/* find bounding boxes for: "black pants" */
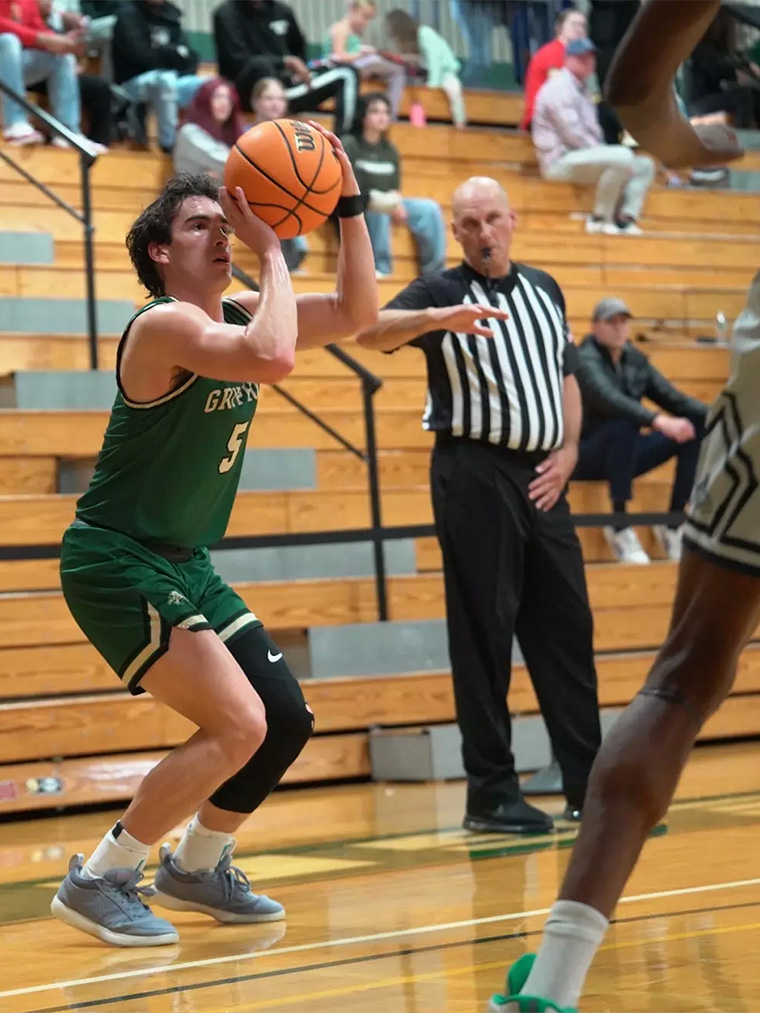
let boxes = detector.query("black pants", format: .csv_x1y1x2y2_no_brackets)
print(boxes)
689,85,759,129
574,418,704,513
33,74,114,146
236,64,359,135
285,65,360,135
431,438,601,812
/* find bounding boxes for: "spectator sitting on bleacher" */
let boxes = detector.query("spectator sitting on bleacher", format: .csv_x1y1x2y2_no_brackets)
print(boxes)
0,0,93,147
385,8,467,128
685,5,760,129
213,0,359,135
532,38,655,235
173,75,242,179
343,91,446,279
250,77,307,272
173,76,307,274
38,0,115,150
573,297,708,565
112,0,203,153
520,6,587,131
325,1,406,121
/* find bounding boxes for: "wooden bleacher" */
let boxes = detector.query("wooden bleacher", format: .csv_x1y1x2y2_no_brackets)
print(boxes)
0,103,756,814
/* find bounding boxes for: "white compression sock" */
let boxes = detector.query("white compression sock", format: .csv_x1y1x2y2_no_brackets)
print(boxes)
517,900,609,1010
174,814,235,873
83,822,151,879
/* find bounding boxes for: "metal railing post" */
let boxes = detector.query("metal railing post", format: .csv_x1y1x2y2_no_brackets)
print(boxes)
80,152,98,370
362,379,388,622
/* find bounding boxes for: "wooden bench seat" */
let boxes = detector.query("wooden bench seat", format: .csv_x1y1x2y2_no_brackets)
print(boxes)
0,475,685,550
0,262,748,323
2,645,760,812
0,563,740,657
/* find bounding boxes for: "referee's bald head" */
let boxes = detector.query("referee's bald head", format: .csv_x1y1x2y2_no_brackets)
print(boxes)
451,177,515,278
452,177,510,216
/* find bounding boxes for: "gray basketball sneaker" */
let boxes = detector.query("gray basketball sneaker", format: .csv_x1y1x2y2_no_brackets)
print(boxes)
151,844,285,923
51,854,179,947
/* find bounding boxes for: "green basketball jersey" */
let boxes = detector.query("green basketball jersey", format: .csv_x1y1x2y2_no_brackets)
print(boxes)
76,296,259,549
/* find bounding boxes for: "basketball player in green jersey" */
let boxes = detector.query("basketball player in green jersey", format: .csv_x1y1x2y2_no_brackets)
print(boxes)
51,123,378,946
488,3,756,1010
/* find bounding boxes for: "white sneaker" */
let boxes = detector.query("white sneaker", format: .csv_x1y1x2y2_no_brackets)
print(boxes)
3,123,44,146
52,135,107,155
585,217,609,234
604,525,651,564
653,524,683,561
617,220,643,236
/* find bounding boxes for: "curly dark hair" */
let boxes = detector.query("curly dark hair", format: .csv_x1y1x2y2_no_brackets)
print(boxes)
126,173,221,297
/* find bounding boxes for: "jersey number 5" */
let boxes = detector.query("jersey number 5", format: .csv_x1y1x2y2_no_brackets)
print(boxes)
219,420,251,474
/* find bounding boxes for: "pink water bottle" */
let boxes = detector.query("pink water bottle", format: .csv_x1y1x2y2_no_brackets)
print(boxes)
409,101,427,127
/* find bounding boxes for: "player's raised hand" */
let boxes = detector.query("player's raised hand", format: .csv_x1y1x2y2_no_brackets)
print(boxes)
308,120,360,197
219,186,281,260
429,303,509,338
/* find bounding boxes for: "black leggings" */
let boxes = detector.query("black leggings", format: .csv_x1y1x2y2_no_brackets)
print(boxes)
209,625,314,814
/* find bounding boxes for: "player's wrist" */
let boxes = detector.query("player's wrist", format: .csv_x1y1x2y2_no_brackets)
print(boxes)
336,194,364,218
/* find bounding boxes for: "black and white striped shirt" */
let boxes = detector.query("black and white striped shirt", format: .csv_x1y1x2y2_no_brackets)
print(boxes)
385,262,578,452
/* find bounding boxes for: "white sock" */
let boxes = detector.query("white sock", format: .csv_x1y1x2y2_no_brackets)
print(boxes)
516,900,609,1010
82,822,151,879
174,814,235,873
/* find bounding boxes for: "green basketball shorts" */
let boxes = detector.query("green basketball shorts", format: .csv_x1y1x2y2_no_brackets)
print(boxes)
60,521,261,695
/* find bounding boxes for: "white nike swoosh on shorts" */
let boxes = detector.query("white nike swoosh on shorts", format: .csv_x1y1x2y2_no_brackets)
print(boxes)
267,650,283,663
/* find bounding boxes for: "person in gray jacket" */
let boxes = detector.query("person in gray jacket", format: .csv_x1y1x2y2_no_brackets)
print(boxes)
573,297,708,564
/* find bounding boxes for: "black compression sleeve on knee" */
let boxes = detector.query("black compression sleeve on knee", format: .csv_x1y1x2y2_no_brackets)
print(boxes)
209,628,314,814
638,686,704,729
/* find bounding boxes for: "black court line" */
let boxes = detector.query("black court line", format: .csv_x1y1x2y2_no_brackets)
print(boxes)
23,898,760,1013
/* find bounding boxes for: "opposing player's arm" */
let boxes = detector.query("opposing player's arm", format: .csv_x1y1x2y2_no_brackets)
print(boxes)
605,0,743,167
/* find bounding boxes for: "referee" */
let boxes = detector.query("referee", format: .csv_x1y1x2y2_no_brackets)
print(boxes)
357,177,601,834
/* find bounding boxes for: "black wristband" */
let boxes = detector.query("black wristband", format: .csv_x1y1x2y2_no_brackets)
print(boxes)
336,194,364,218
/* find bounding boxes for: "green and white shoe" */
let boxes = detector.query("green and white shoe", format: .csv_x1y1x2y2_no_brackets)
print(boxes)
487,953,578,1012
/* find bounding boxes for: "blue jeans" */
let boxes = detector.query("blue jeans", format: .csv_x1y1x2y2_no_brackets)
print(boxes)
449,0,496,86
365,198,446,277
573,417,704,511
121,70,203,149
0,33,80,132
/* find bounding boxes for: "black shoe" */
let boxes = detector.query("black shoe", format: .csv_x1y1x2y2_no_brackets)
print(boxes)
463,799,554,835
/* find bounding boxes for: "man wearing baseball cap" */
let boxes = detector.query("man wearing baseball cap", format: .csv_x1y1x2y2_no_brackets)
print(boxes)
573,297,708,563
531,39,655,234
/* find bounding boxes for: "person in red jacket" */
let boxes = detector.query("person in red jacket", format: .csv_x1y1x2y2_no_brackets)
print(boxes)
0,0,85,145
520,7,587,131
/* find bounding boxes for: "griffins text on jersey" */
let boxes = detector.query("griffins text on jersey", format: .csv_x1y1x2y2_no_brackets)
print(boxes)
203,383,259,413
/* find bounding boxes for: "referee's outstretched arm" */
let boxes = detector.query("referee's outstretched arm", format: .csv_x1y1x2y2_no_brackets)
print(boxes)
357,300,508,352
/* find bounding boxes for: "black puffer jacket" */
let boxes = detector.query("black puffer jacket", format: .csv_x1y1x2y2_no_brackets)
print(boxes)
576,335,708,436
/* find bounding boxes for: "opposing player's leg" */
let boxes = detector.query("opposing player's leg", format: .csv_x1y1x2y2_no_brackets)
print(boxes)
153,624,314,923
489,548,760,1012
52,625,269,946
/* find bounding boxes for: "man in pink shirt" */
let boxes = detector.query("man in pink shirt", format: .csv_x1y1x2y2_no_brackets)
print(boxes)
0,0,84,145
532,38,655,235
521,7,587,131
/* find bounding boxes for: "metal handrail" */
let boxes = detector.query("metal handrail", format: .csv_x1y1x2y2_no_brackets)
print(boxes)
0,80,99,368
231,261,389,620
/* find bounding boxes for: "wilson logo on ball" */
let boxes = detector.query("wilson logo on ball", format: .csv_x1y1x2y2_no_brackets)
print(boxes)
225,118,342,239
293,123,316,153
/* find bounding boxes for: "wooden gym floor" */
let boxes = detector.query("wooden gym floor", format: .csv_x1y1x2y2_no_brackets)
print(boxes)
1,742,760,1012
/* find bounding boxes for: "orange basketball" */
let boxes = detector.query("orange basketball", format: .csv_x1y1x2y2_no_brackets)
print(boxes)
224,119,342,239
